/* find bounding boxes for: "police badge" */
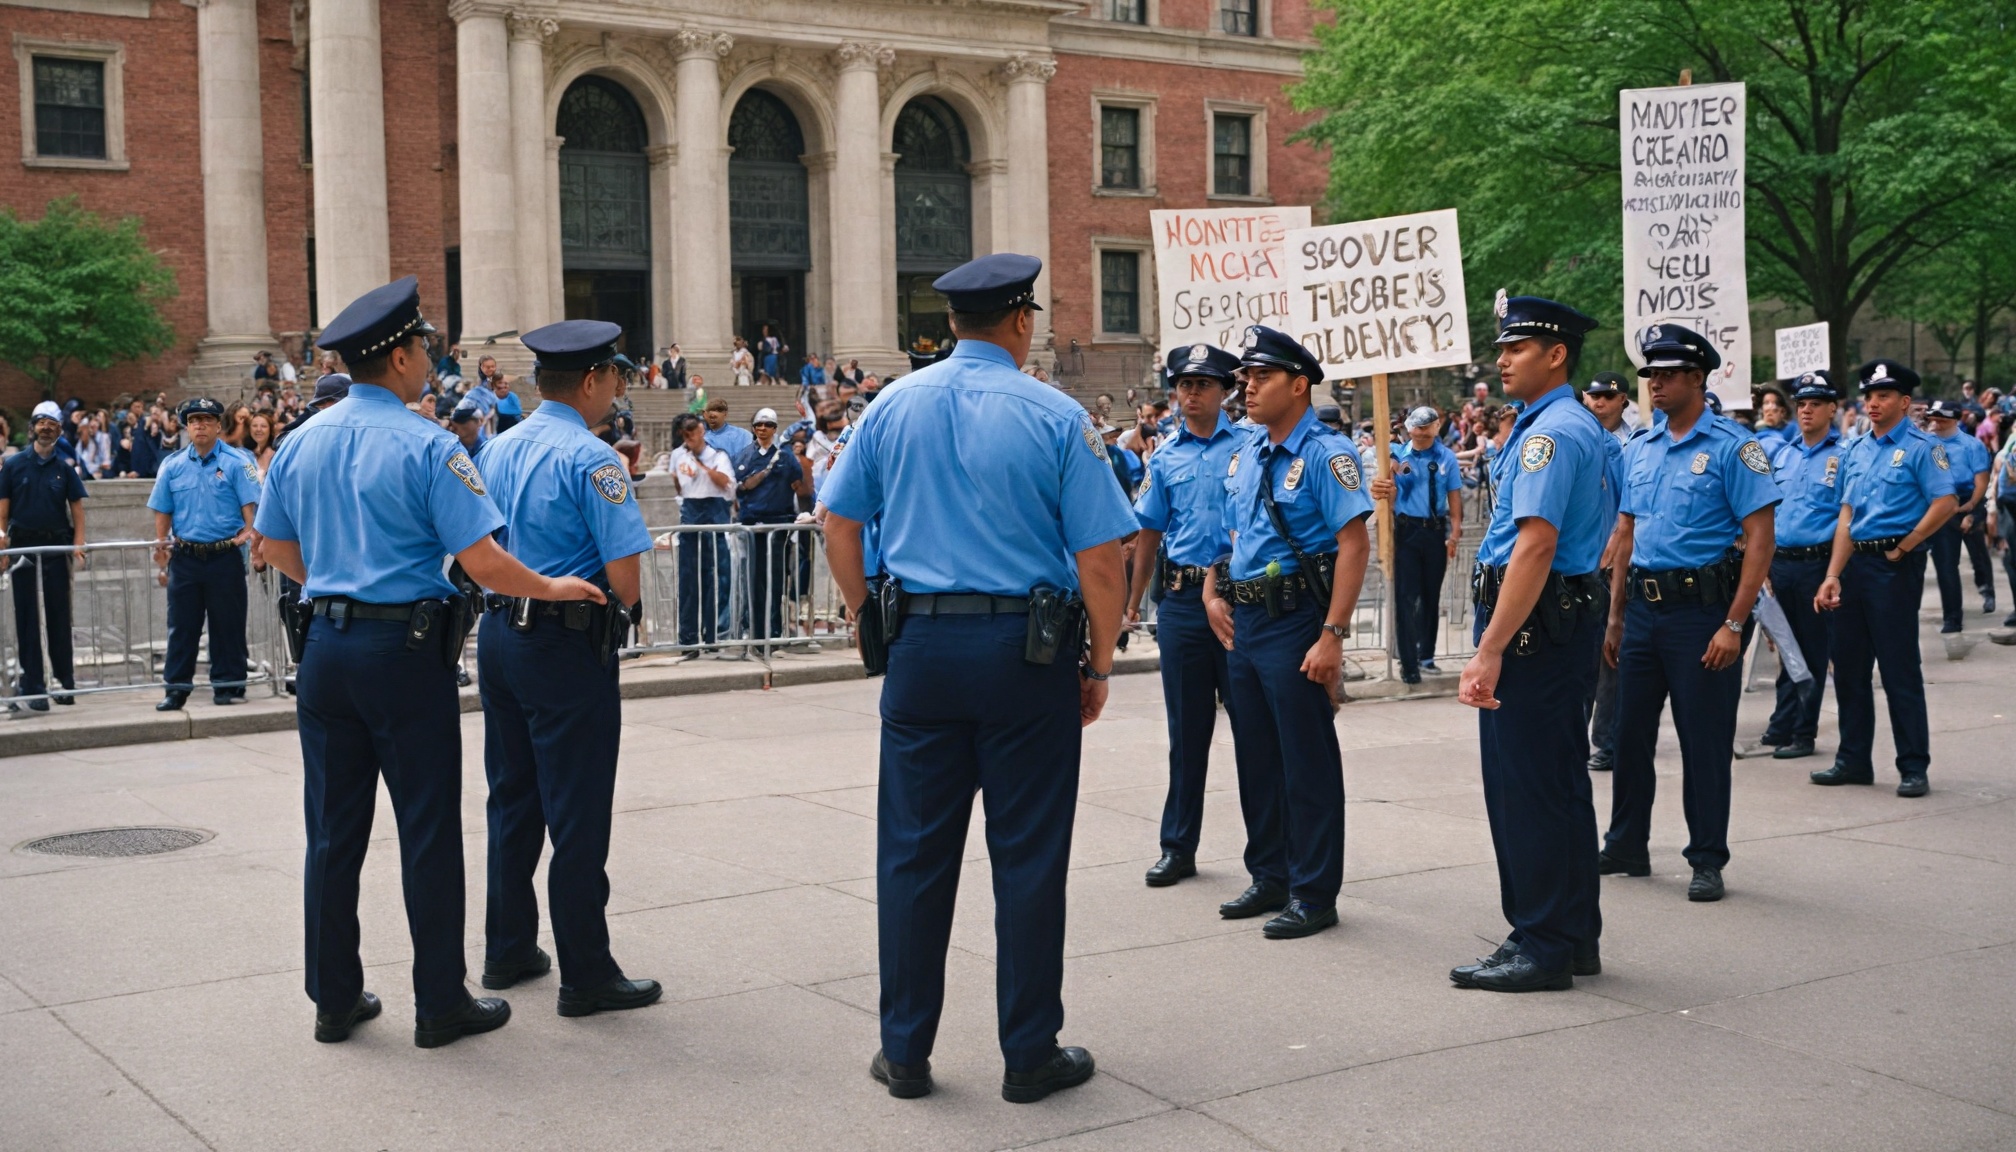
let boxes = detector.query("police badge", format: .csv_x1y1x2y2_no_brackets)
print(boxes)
1329,453,1360,490
1823,457,1839,486
1520,434,1555,472
1739,441,1771,474
1241,327,1261,353
1284,457,1306,490
1493,288,1508,320
447,450,486,495
591,463,630,505
1189,343,1210,362
1890,448,1907,467
1228,451,1240,477
1690,452,1710,475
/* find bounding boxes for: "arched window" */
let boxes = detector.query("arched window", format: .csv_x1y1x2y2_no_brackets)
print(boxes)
557,77,649,264
893,97,972,272
728,89,810,271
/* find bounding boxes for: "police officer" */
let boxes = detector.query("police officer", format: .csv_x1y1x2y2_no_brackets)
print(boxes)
1602,325,1780,903
1813,360,1954,798
447,400,488,458
1124,343,1282,892
821,253,1135,1103
1582,372,1632,772
1450,295,1616,993
146,397,261,711
736,406,808,641
1370,405,1463,684
474,320,661,1018
1756,372,1844,760
0,400,86,711
255,277,605,1048
1922,399,1991,632
1204,325,1373,940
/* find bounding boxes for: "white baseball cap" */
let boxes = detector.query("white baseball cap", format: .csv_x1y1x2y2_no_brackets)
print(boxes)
30,401,62,424
752,407,779,426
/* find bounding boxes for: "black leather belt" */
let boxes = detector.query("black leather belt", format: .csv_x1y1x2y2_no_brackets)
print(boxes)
1163,564,1211,593
901,593,1030,617
1775,543,1831,562
483,593,610,631
311,596,420,622
1628,559,1739,604
1395,514,1448,529
1852,537,1905,555
172,538,239,557
1224,570,1323,607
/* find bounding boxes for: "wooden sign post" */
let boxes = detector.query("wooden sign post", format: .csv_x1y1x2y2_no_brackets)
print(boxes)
1369,372,1395,582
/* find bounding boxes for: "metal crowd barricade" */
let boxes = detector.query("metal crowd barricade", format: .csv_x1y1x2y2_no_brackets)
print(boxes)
2,540,289,712
630,521,855,667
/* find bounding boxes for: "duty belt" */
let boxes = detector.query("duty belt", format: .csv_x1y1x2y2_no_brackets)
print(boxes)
1774,543,1831,563
172,538,239,558
1471,564,1606,655
483,593,612,632
1852,536,1905,555
901,593,1030,617
1394,514,1448,530
311,596,421,622
1220,555,1337,612
1162,564,1212,593
1627,555,1741,604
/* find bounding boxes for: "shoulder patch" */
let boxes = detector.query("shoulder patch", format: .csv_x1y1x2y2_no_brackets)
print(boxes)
1137,467,1152,498
1932,445,1950,471
447,450,486,495
1081,420,1109,463
1329,452,1361,491
1520,434,1556,472
590,463,630,505
243,461,260,483
1739,441,1771,474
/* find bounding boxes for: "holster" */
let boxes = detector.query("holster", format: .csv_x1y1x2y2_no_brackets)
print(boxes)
281,591,310,662
855,575,903,677
1024,586,1085,666
597,600,634,666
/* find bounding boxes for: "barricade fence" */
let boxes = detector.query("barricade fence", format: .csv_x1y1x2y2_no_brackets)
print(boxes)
630,522,850,663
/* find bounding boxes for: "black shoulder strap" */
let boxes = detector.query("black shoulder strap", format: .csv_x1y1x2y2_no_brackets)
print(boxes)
1258,448,1333,604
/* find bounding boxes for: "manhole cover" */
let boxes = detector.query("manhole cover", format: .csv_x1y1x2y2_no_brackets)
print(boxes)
18,827,212,858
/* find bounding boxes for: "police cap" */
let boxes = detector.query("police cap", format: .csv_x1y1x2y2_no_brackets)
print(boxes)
1586,371,1629,396
1237,324,1324,387
1789,370,1838,403
1164,342,1241,386
1858,358,1920,395
316,276,437,362
522,319,625,373
932,253,1044,313
310,373,352,405
1924,398,1962,421
1493,291,1599,348
1636,323,1722,376
448,401,482,424
178,396,225,422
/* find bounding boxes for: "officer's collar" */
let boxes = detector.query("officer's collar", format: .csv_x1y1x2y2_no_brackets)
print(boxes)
187,442,223,464
1870,418,1914,444
947,340,1017,371
1800,426,1841,452
1511,384,1575,432
1176,412,1235,446
1262,406,1322,454
346,382,407,407
533,401,589,430
1659,409,1716,446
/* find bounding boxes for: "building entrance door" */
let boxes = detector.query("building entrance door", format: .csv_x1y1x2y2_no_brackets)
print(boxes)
564,271,651,362
736,273,805,383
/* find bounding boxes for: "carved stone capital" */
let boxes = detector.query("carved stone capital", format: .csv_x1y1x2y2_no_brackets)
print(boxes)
999,52,1057,83
834,40,896,73
508,11,558,42
673,26,734,62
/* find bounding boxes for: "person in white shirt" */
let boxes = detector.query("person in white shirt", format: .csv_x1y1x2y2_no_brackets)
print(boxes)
669,413,735,657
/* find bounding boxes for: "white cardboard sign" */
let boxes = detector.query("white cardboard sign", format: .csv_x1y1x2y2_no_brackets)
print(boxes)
1151,206,1311,352
1283,208,1470,378
1774,321,1829,380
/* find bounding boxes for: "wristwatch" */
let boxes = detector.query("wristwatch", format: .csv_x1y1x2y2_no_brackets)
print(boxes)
1322,622,1349,640
1723,619,1744,634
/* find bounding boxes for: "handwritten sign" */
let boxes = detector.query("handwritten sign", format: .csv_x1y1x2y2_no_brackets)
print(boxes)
1151,206,1310,351
1621,81,1751,407
1774,321,1829,380
1284,208,1470,378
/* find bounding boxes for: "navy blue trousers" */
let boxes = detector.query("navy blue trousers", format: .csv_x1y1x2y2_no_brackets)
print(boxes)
1606,598,1740,870
1224,599,1344,907
297,616,468,1018
677,497,732,645
1833,550,1932,775
478,612,623,991
1392,519,1448,677
1153,588,1286,880
877,613,1081,1074
1475,607,1603,974
1763,556,1832,745
1928,518,1968,631
8,549,73,695
163,549,248,695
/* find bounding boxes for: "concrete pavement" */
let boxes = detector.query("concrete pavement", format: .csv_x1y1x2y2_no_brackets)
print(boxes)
2,607,2013,1150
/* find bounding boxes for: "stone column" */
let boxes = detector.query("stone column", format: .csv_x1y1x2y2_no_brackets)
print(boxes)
546,134,566,323
671,27,733,380
309,0,390,326
1001,53,1056,359
454,4,526,370
830,41,893,373
507,12,557,334
189,0,273,389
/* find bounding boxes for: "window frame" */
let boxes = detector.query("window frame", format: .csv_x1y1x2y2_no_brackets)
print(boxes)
1205,100,1269,203
1217,0,1268,37
1092,0,1158,24
14,37,128,170
1090,90,1157,198
1091,237,1155,343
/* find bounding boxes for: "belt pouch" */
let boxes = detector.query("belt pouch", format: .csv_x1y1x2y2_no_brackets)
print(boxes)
1025,587,1066,665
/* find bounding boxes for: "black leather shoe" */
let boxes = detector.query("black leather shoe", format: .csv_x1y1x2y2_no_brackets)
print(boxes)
1144,851,1196,888
1985,592,1997,616
557,977,662,1017
1469,952,1572,992
313,991,381,1043
870,1050,933,1099
1261,899,1338,939
481,946,552,990
213,693,244,706
27,697,49,712
1687,866,1725,902
1451,937,1598,987
155,692,187,713
1597,850,1651,877
1219,880,1290,919
1810,761,1874,786
1587,750,1613,772
1771,740,1816,760
1001,1046,1095,1104
1896,773,1929,798
51,689,73,705
413,996,511,1048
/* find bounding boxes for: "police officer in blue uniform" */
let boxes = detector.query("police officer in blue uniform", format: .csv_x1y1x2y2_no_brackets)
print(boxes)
0,402,87,711
735,406,809,641
147,397,261,711
1370,405,1464,684
1124,342,1282,892
1204,325,1373,939
1450,295,1617,993
1602,325,1781,903
1756,372,1844,760
255,277,606,1048
474,320,661,1018
1813,359,1954,797
1922,399,1991,632
822,253,1135,1104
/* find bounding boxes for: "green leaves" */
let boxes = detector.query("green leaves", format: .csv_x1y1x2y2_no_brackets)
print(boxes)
0,197,178,397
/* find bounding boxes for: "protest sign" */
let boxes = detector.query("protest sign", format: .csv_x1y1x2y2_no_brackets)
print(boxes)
1283,208,1470,379
1151,206,1310,351
1774,321,1829,380
1621,81,1751,407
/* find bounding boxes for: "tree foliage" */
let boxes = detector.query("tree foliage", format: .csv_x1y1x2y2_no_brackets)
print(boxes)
0,197,178,398
1294,0,2016,377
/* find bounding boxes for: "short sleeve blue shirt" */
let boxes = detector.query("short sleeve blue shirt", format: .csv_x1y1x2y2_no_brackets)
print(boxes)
254,383,505,602
1224,407,1374,581
1476,384,1620,575
146,442,261,542
478,401,652,582
1621,412,1782,570
1133,413,1239,567
1,447,88,532
705,423,754,459
1840,420,1950,539
1768,429,1845,549
822,339,1137,596
1386,439,1462,520
1935,429,1989,501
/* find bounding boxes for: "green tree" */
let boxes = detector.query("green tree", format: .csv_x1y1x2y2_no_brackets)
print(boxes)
0,197,178,398
1294,0,2016,376
1877,184,2016,387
